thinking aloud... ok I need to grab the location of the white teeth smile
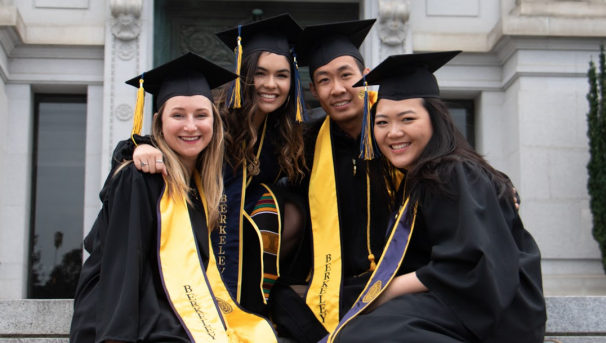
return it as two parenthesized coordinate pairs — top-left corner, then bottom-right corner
(260, 94), (277, 99)
(180, 136), (200, 141)
(391, 143), (410, 149)
(333, 101), (349, 107)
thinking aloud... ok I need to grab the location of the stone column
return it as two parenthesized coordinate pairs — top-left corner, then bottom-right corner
(378, 0), (411, 61)
(100, 0), (152, 178)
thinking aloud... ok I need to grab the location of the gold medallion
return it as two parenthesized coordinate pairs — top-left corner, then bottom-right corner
(362, 280), (383, 303)
(358, 89), (365, 99)
(216, 297), (233, 314)
(247, 158), (260, 176)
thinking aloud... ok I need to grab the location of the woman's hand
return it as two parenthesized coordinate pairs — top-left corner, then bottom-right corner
(365, 272), (428, 313)
(133, 144), (167, 176)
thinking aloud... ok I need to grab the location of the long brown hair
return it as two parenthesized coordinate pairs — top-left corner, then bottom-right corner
(115, 99), (225, 230)
(219, 50), (307, 182)
(151, 102), (225, 230)
(378, 98), (513, 209)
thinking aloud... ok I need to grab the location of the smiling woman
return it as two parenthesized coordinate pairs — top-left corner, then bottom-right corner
(115, 14), (311, 317)
(254, 52), (291, 118)
(324, 51), (547, 343)
(373, 98), (433, 170)
(70, 52), (279, 343)
(155, 95), (215, 174)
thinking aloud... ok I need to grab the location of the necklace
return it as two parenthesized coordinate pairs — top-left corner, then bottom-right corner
(245, 116), (268, 181)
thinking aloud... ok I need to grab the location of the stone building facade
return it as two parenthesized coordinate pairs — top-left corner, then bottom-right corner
(0, 0), (605, 299)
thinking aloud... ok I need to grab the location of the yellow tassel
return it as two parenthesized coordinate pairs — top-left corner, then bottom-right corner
(226, 328), (250, 343)
(130, 77), (145, 146)
(368, 253), (376, 272)
(296, 102), (303, 122)
(228, 34), (243, 109)
(359, 81), (375, 160)
(368, 90), (378, 107)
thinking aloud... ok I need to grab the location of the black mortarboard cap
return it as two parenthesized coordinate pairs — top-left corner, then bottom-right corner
(353, 51), (462, 101)
(295, 19), (376, 78)
(124, 52), (238, 141)
(215, 13), (302, 58)
(354, 51), (462, 160)
(125, 51), (238, 107)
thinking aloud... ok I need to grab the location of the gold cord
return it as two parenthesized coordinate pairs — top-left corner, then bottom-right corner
(365, 161), (376, 272)
(245, 116), (268, 187)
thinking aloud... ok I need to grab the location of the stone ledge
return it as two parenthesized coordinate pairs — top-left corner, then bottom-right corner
(0, 340), (68, 343)
(546, 296), (606, 334)
(545, 339), (606, 343)
(0, 300), (72, 336)
(0, 297), (605, 340)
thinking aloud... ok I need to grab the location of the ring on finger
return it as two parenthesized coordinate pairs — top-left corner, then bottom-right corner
(140, 161), (149, 167)
(156, 160), (164, 163)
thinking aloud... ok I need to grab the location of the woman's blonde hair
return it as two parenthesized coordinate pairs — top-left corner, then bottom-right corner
(124, 100), (224, 230)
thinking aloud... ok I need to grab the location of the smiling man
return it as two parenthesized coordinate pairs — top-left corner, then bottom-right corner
(267, 19), (396, 343)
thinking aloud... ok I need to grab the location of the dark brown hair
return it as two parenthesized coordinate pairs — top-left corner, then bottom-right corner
(218, 50), (307, 182)
(379, 97), (513, 208)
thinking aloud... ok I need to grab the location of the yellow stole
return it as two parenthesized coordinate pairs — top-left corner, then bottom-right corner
(306, 91), (379, 332)
(307, 117), (342, 332)
(158, 172), (277, 342)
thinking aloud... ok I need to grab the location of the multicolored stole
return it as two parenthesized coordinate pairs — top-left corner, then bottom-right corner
(320, 199), (418, 343)
(211, 119), (269, 302)
(248, 184), (281, 301)
(306, 92), (380, 332)
(157, 173), (278, 342)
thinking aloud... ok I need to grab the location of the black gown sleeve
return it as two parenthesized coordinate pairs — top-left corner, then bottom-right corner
(72, 165), (163, 343)
(96, 165), (160, 342)
(110, 135), (154, 171)
(414, 162), (522, 340)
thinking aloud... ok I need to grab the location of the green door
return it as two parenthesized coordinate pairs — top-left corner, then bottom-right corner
(154, 0), (360, 107)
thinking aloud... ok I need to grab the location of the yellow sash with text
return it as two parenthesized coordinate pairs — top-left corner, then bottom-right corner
(158, 173), (277, 342)
(306, 92), (378, 332)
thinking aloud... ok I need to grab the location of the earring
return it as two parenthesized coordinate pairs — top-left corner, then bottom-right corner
(283, 95), (291, 108)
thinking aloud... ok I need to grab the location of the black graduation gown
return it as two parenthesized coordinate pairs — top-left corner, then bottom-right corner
(70, 164), (212, 343)
(268, 117), (392, 343)
(335, 162), (546, 343)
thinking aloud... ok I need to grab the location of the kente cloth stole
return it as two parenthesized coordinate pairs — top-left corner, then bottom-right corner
(211, 119), (268, 302)
(320, 199), (418, 343)
(247, 184), (281, 301)
(157, 172), (277, 342)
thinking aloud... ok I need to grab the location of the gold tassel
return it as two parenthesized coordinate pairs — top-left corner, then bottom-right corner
(368, 90), (378, 107)
(228, 29), (243, 109)
(359, 79), (376, 160)
(368, 253), (376, 272)
(226, 328), (250, 343)
(131, 77), (145, 146)
(291, 49), (308, 123)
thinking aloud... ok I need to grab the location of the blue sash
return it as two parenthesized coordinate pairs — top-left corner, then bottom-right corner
(320, 199), (417, 343)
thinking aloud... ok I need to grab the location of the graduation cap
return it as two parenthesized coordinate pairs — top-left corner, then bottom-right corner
(125, 51), (238, 142)
(354, 51), (462, 160)
(295, 19), (376, 79)
(215, 13), (301, 58)
(215, 14), (307, 121)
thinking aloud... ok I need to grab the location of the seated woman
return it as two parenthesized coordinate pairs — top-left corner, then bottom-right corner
(116, 15), (310, 313)
(70, 52), (277, 343)
(322, 51), (546, 343)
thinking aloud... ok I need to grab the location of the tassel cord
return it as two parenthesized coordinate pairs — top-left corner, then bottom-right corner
(131, 76), (145, 146)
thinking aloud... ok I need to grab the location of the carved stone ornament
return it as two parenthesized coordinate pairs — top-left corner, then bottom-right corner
(378, 0), (411, 59)
(378, 0), (410, 46)
(110, 0), (143, 40)
(115, 103), (133, 121)
(180, 25), (235, 68)
(117, 40), (136, 60)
